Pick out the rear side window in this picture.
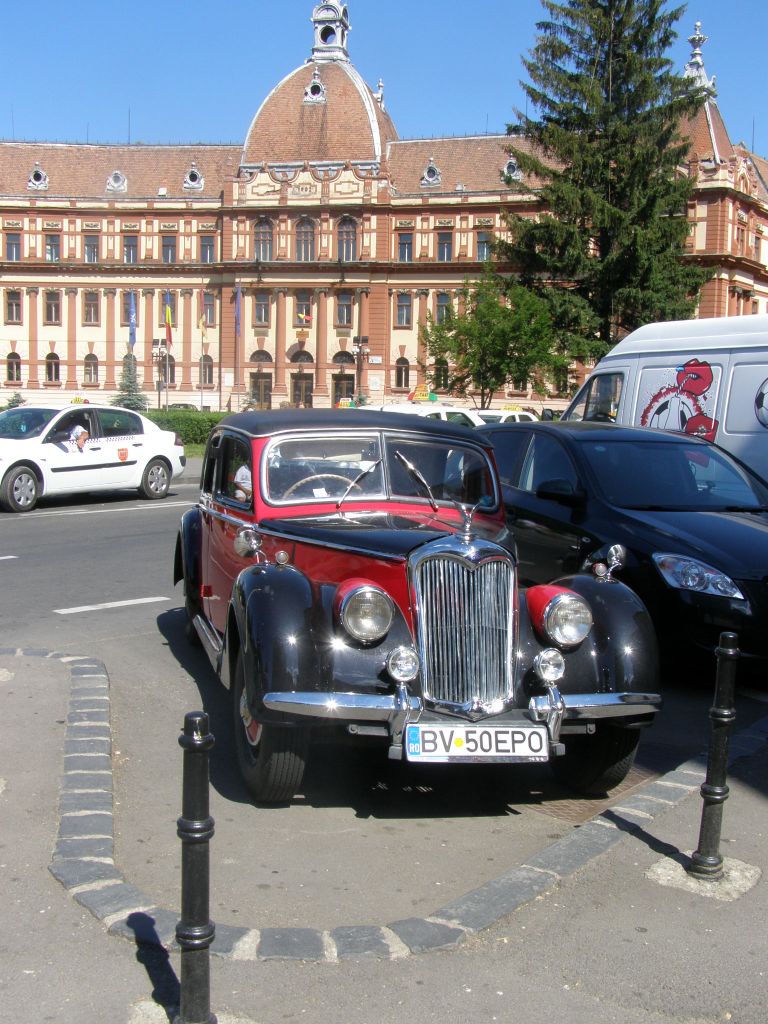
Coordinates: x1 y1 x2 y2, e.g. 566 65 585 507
101 410 143 437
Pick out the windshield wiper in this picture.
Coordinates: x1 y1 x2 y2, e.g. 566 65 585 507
394 451 439 511
336 459 382 511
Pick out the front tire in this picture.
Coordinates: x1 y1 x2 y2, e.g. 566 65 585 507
1 465 39 513
139 458 170 500
551 725 641 796
232 651 308 803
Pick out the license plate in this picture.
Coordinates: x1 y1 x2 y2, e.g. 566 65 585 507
405 723 549 763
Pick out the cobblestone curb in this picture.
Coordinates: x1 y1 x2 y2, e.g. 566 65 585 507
15 646 767 963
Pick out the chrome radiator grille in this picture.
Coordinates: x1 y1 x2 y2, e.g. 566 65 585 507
413 551 515 708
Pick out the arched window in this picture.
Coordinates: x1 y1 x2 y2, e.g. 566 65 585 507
290 350 314 364
433 358 449 391
159 353 176 385
254 218 273 261
200 354 214 386
296 218 315 262
332 351 355 366
250 349 273 364
45 352 60 383
337 217 357 262
395 357 410 390
83 353 99 383
6 352 21 383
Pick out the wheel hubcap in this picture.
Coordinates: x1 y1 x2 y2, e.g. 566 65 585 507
149 466 168 494
13 474 35 507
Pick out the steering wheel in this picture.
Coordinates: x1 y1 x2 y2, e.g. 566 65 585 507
283 473 361 499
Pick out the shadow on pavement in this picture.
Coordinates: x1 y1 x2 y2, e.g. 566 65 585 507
126 913 180 1022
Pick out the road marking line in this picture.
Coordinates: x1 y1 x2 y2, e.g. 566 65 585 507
0 501 193 520
54 597 170 615
0 555 18 560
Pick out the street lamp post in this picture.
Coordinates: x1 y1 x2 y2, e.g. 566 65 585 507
352 335 369 406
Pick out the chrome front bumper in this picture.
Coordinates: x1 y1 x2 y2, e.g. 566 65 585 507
262 688 662 758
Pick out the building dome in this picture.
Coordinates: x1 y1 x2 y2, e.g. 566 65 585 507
241 2 397 168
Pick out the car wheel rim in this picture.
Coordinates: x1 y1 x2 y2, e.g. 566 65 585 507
13 474 35 507
148 465 168 494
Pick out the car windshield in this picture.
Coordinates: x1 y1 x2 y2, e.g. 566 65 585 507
265 431 496 507
581 439 768 510
0 407 59 439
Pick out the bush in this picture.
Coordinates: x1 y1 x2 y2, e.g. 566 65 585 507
145 410 227 446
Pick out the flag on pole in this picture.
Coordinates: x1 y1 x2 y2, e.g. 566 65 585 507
128 291 136 349
164 289 173 347
234 284 241 340
297 311 312 325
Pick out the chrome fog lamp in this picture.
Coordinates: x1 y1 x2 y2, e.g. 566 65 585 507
544 593 593 647
233 527 262 558
340 586 394 643
386 645 420 682
534 648 565 683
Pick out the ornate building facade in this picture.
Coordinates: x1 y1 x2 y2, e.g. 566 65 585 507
0 5 766 411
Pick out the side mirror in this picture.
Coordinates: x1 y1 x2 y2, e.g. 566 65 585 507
540 408 554 421
536 478 585 507
47 429 70 444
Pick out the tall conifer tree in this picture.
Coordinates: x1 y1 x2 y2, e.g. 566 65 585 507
501 0 711 362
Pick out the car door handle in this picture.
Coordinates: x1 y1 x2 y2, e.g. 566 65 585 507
90 446 102 451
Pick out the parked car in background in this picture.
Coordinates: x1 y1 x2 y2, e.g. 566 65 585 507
478 408 539 425
0 405 186 512
480 419 768 671
174 409 660 804
365 402 485 427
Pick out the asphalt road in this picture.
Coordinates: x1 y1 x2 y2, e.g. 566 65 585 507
1 479 767 1022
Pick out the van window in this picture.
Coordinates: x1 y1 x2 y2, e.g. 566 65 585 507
636 361 721 437
567 373 623 422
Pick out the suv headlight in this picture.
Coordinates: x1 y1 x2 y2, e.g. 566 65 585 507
339 585 395 643
652 554 744 599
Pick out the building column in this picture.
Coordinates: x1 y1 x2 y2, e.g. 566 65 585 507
314 288 329 396
274 288 288 395
356 287 371 391
104 288 116 392
65 288 78 389
141 289 155 389
26 288 40 388
417 289 429 387
181 289 194 389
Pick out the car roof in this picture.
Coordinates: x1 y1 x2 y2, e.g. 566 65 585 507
219 408 483 443
478 419 713 447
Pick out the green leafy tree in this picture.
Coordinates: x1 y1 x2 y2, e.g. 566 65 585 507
500 0 711 360
420 271 556 408
111 354 148 411
2 392 26 410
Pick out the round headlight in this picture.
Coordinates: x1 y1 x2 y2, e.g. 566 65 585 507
544 593 593 648
387 646 420 682
340 586 394 643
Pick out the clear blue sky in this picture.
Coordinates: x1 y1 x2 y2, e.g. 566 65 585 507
3 1 765 156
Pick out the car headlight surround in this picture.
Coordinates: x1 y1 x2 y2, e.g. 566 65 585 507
339 584 395 644
544 592 593 648
652 553 744 600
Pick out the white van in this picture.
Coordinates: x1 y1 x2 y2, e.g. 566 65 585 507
561 314 768 480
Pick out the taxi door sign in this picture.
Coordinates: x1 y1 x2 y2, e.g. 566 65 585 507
118 448 129 462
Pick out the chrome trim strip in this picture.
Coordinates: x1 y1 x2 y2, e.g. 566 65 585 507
529 692 662 721
263 691 422 720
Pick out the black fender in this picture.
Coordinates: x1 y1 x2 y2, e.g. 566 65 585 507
230 564 419 723
173 507 202 598
518 575 659 700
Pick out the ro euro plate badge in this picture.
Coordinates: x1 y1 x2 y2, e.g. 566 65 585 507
405 723 549 763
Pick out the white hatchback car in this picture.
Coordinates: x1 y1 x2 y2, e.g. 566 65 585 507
477 409 539 424
367 402 485 428
0 404 186 512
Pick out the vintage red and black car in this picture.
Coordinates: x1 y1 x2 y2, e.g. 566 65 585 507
174 409 661 803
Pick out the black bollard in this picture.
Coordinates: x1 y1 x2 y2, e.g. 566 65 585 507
687 632 739 882
175 712 217 1024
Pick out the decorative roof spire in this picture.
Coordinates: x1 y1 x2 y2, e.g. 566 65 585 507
310 3 350 63
684 21 717 97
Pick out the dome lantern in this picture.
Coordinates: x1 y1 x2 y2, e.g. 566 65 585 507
311 3 350 63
